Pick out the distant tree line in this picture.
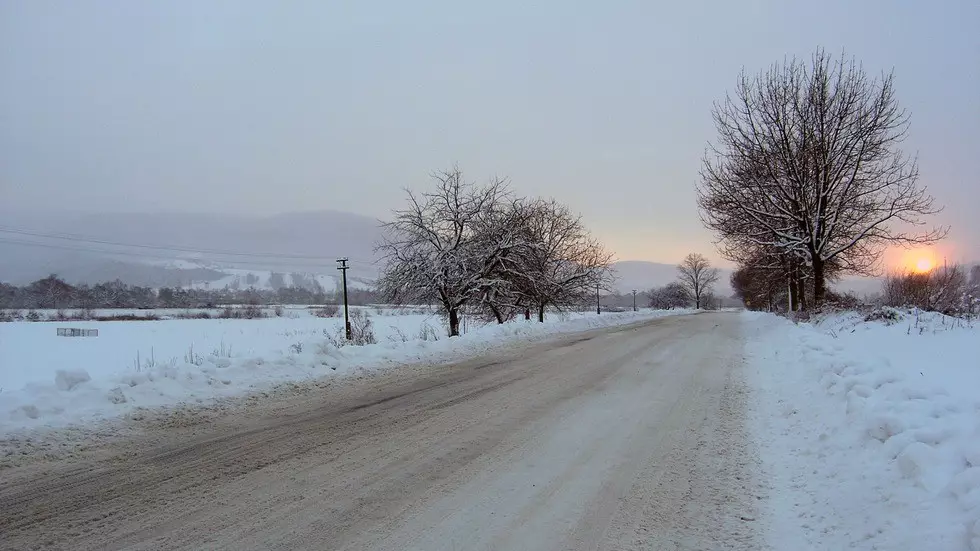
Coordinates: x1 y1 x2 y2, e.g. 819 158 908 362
729 263 980 316
0 275 378 310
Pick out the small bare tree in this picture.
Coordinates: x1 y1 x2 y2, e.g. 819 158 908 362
969 266 980 318
677 253 719 310
928 264 967 314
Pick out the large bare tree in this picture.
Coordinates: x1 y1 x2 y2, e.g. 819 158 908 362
699 49 946 306
676 253 719 310
376 166 523 337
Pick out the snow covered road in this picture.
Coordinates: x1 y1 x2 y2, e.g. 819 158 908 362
0 312 762 550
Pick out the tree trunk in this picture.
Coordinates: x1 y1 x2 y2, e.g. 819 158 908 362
524 308 531 321
788 273 798 312
448 308 460 337
813 258 826 307
796 275 808 311
789 261 806 312
786 270 800 313
537 303 546 323
489 304 505 324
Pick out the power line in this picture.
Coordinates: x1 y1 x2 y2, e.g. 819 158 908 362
337 258 352 340
0 226 377 266
0 237 366 270
0 225 377 265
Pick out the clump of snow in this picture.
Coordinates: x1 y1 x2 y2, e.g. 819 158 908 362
54 369 91 391
107 387 127 404
861 306 905 325
0 309 690 435
18 404 40 419
745 309 980 550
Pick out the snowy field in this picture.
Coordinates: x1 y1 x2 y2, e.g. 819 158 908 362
0 307 688 435
746 309 980 550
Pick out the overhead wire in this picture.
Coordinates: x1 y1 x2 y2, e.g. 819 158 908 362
0 237 374 270
0 226 378 267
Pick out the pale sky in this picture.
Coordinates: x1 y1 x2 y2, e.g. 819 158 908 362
2 1 978 265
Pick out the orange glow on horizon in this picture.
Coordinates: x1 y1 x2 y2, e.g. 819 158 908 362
893 247 944 274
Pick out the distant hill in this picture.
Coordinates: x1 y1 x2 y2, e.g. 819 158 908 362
0 210 384 288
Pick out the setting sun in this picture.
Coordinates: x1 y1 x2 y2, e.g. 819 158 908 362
893 248 945 274
914 257 934 273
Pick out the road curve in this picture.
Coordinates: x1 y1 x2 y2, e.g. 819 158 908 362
0 312 762 551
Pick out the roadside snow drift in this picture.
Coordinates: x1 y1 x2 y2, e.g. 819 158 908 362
0 309 688 435
745 309 980 550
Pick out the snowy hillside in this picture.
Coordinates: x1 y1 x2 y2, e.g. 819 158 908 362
170 264 376 292
747 309 980 550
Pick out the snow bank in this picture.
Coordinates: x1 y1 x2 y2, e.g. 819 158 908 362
745 310 980 550
0 309 688 435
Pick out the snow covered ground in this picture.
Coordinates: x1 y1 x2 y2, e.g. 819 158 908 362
0 308 688 435
10 304 974 548
745 309 980 550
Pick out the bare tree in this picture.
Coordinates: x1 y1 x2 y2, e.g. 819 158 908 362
648 282 692 310
27 275 75 309
969 266 980 318
701 291 720 310
884 264 968 315
468 197 536 324
928 264 967 314
376 166 523 337
677 253 719 310
731 263 785 312
699 49 946 306
510 198 613 322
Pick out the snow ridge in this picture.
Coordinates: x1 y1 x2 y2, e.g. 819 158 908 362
746 310 980 550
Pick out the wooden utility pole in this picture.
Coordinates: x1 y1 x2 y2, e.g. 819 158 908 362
337 258 352 340
596 283 601 315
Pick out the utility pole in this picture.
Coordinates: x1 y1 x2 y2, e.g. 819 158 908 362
632 289 637 312
337 258 352 340
596 282 601 315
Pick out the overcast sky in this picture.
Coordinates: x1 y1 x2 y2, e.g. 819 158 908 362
2 1 977 265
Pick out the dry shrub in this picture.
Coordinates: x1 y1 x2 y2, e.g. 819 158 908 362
348 310 376 345
312 305 340 318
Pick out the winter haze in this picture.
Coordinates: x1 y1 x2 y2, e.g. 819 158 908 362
2 1 977 288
